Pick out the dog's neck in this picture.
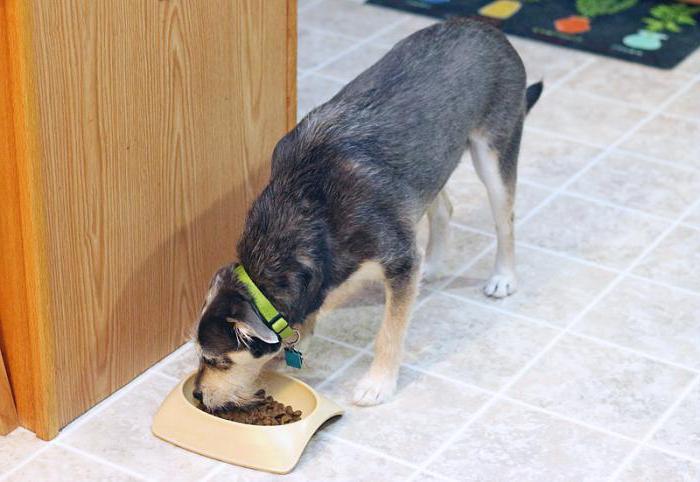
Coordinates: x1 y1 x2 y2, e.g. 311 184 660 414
236 185 332 325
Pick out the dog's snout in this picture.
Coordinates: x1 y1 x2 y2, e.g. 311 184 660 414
193 389 203 402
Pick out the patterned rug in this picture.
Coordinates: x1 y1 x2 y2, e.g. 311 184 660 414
367 0 700 69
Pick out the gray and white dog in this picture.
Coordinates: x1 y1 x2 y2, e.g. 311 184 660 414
193 18 542 411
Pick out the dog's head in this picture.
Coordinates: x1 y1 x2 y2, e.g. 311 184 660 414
193 264 282 411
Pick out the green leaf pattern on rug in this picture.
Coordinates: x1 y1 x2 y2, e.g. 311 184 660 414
642 4 700 34
576 0 637 18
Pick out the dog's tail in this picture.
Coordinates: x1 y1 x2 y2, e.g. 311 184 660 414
525 81 544 113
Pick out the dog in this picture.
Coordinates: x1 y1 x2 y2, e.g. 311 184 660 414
193 17 542 412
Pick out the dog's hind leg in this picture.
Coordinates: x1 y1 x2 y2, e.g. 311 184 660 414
470 124 522 298
353 250 421 406
423 189 453 281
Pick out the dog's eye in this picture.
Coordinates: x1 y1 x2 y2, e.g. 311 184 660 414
202 356 233 369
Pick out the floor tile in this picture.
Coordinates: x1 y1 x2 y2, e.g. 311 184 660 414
621 114 700 170
208 434 413 481
62 374 218 481
677 48 700 75
634 226 700 292
447 179 550 233
315 304 384 349
298 27 357 70
508 335 695 438
575 277 700 369
298 0 323 9
685 203 700 229
444 245 616 327
405 293 558 390
427 400 632 482
292 337 360 388
618 448 700 482
297 73 344 118
318 356 488 465
508 36 594 84
664 81 700 122
568 150 700 219
652 381 700 460
317 43 392 82
375 15 438 47
565 59 689 111
422 227 492 285
519 129 602 188
4 445 139 482
526 87 647 146
520 194 668 270
0 428 46 474
159 344 197 380
299 0 407 40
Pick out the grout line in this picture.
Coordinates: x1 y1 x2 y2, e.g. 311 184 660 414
524 124 700 174
516 180 675 225
565 332 700 375
642 441 700 466
564 88 655 112
53 441 153 481
613 147 700 173
416 469 458 482
524 125 608 150
555 191 687 225
151 370 180 383
0 444 53 482
427 286 565 331
316 348 370 391
608 374 700 481
298 24 365 42
302 16 411 77
200 463 227 482
314 333 367 352
625 272 700 298
320 432 428 472
660 110 700 125
539 58 598 98
307 71 352 84
298 0 326 13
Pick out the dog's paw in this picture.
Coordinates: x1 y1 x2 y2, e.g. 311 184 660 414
352 372 397 406
484 273 517 298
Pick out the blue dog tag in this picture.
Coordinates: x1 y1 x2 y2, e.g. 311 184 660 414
284 347 303 369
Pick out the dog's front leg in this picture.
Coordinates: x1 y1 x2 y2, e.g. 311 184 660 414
353 253 421 406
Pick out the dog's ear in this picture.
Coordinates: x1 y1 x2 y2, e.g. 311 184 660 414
228 315 279 345
201 266 230 314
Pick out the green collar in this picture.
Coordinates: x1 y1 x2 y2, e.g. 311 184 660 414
234 264 295 341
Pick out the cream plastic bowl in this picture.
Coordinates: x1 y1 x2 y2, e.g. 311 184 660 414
152 371 344 474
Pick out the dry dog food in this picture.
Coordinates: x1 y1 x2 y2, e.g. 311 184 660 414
199 390 302 425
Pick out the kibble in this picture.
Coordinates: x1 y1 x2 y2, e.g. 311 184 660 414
198 390 302 425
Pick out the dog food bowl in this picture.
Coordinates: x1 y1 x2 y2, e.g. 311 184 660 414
152 371 343 474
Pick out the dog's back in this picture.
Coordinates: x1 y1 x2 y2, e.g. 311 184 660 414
292 18 528 213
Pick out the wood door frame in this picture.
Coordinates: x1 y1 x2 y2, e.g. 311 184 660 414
0 349 19 435
0 0 58 439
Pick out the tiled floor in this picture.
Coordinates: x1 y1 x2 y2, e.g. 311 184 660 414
3 0 700 480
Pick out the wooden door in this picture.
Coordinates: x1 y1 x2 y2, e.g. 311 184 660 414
0 0 296 439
